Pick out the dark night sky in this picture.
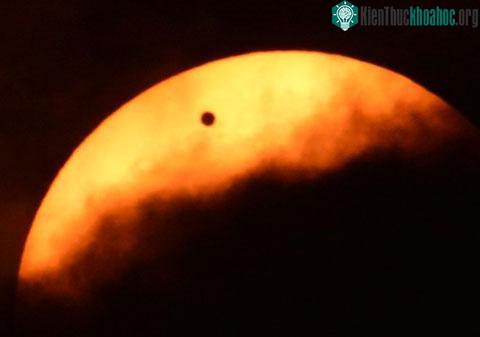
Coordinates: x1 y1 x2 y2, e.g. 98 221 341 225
1 1 479 336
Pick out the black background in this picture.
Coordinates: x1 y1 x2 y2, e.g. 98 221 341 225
1 0 479 336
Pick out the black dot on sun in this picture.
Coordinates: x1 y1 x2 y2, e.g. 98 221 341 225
201 112 215 126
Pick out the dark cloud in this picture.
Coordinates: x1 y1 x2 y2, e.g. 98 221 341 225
16 132 480 336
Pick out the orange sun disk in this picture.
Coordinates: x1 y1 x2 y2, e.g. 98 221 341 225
18 51 471 296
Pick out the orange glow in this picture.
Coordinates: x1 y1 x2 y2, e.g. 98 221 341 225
18 51 469 296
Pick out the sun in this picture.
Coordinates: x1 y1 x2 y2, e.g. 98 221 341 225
18 50 471 296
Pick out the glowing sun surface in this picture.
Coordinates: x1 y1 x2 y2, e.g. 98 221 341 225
19 51 470 294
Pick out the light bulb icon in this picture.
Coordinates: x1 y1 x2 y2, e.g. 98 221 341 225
334 1 357 31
